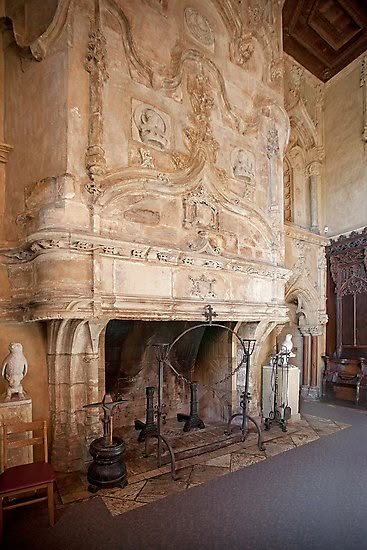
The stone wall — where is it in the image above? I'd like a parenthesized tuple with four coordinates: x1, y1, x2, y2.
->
(324, 52, 367, 237)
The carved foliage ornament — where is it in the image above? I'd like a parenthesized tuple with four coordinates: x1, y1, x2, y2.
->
(266, 126, 280, 159)
(233, 33, 255, 66)
(85, 29, 109, 81)
(184, 8, 214, 47)
(185, 73, 218, 160)
(85, 7, 109, 181)
(283, 163, 292, 222)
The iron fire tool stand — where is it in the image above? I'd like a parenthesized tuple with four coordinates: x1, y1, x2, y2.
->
(177, 381, 205, 431)
(83, 394, 128, 493)
(226, 339, 265, 451)
(264, 350, 291, 433)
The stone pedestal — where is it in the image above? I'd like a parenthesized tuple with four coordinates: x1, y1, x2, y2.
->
(0, 395, 32, 471)
(262, 365, 300, 420)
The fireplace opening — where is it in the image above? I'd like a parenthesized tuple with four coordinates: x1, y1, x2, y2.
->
(104, 320, 235, 429)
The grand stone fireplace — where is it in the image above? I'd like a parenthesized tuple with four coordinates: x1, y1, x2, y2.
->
(0, 0, 306, 472)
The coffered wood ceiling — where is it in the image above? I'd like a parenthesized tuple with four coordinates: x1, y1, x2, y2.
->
(283, 0, 367, 81)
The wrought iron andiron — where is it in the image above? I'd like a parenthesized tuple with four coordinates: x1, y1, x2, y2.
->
(226, 339, 265, 451)
(83, 394, 128, 492)
(177, 381, 205, 432)
(135, 386, 158, 442)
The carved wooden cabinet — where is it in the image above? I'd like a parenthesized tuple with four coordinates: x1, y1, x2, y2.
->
(325, 228, 367, 401)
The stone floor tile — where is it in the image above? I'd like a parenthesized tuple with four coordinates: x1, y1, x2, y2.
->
(334, 421, 352, 429)
(205, 454, 231, 468)
(290, 429, 320, 447)
(136, 477, 187, 503)
(156, 466, 193, 483)
(98, 480, 146, 501)
(56, 472, 90, 505)
(264, 436, 296, 458)
(101, 496, 145, 516)
(230, 452, 266, 472)
(188, 464, 228, 485)
(234, 445, 267, 458)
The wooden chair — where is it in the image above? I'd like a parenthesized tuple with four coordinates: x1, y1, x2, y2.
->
(0, 419, 56, 539)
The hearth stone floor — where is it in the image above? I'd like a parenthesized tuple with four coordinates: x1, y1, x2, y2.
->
(55, 414, 350, 517)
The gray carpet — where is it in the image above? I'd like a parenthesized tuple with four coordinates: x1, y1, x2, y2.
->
(4, 400, 367, 550)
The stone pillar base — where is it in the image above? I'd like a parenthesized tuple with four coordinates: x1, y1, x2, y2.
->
(301, 385, 320, 400)
(0, 394, 33, 470)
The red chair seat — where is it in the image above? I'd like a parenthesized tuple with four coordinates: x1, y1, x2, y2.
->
(0, 462, 55, 494)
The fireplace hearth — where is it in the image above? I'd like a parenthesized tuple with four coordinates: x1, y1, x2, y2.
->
(107, 312, 265, 479)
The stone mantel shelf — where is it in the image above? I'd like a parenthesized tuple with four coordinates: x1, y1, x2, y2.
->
(0, 230, 291, 324)
(1, 230, 290, 280)
(5, 297, 289, 323)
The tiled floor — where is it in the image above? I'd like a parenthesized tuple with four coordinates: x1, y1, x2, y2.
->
(56, 414, 350, 518)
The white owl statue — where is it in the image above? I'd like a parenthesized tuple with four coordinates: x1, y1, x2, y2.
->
(280, 334, 296, 366)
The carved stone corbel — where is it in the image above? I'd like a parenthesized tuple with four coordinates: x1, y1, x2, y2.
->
(4, 0, 73, 61)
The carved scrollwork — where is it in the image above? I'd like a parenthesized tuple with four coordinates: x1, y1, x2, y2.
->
(184, 8, 214, 47)
(330, 249, 367, 297)
(187, 231, 222, 256)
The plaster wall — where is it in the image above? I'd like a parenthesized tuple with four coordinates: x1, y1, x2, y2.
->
(324, 53, 367, 237)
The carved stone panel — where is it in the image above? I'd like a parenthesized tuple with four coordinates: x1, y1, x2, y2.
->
(132, 101, 170, 151)
(189, 274, 217, 300)
(183, 186, 220, 231)
(231, 148, 256, 182)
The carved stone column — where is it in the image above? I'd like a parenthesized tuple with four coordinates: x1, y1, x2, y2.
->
(308, 327, 322, 399)
(302, 333, 311, 388)
(301, 329, 321, 399)
(307, 162, 321, 234)
(47, 319, 108, 472)
(310, 333, 319, 387)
